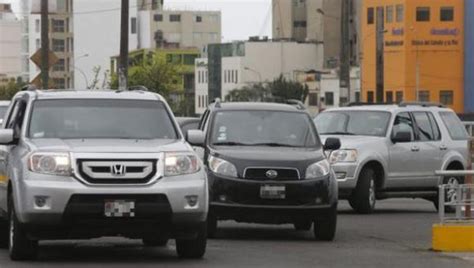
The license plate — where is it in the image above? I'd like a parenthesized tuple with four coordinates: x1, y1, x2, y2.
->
(104, 200, 135, 217)
(260, 185, 286, 199)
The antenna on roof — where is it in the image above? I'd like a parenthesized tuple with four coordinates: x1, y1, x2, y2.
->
(212, 98, 221, 108)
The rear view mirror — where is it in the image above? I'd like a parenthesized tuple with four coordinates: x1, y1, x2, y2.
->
(392, 131, 412, 143)
(0, 129, 14, 145)
(323, 138, 341, 151)
(187, 130, 205, 147)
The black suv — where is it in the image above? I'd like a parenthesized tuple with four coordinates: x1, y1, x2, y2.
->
(186, 101, 341, 240)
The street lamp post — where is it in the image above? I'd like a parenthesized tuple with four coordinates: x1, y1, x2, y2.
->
(244, 67, 262, 84)
(74, 54, 90, 89)
(359, 29, 387, 100)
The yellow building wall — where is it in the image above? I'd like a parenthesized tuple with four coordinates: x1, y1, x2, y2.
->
(362, 0, 464, 112)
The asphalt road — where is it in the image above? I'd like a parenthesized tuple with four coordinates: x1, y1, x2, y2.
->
(0, 199, 472, 268)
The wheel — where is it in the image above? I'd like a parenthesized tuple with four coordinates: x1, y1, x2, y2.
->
(176, 224, 207, 259)
(313, 206, 337, 241)
(294, 220, 312, 231)
(434, 175, 464, 213)
(142, 236, 169, 247)
(0, 218, 8, 248)
(207, 213, 218, 238)
(9, 199, 38, 261)
(349, 168, 376, 214)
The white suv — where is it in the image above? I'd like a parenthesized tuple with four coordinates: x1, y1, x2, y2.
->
(314, 103, 469, 214)
(0, 88, 208, 260)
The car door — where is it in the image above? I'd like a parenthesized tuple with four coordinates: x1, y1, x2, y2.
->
(386, 112, 420, 188)
(411, 111, 443, 188)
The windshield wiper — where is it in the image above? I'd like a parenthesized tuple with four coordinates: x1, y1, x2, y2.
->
(320, 131, 356, 136)
(212, 141, 251, 146)
(249, 142, 302, 147)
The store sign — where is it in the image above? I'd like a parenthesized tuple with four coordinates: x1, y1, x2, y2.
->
(431, 28, 460, 36)
(392, 28, 404, 36)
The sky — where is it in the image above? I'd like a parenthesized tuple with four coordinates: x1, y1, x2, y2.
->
(5, 0, 273, 41)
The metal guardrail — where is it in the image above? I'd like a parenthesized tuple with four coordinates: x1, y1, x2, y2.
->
(435, 170, 474, 224)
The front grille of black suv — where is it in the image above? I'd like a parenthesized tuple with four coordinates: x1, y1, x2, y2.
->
(243, 168, 300, 180)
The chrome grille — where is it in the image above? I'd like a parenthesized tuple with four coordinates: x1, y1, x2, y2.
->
(77, 159, 157, 184)
(243, 167, 300, 181)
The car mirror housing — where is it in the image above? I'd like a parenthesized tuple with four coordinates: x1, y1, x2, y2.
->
(391, 131, 412, 143)
(0, 129, 14, 145)
(187, 129, 206, 147)
(323, 138, 341, 151)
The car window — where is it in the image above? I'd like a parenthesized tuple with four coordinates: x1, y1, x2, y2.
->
(5, 101, 19, 129)
(0, 106, 9, 120)
(439, 112, 469, 140)
(392, 112, 415, 141)
(199, 109, 210, 130)
(315, 111, 391, 137)
(413, 112, 436, 141)
(427, 112, 441, 140)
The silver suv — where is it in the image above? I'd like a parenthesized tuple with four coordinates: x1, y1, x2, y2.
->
(314, 103, 469, 214)
(0, 89, 208, 260)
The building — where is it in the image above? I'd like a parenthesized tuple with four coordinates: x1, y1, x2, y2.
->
(137, 5, 221, 51)
(465, 0, 474, 113)
(361, 0, 464, 112)
(195, 40, 324, 114)
(20, 0, 31, 82)
(0, 3, 22, 80)
(28, 0, 74, 89)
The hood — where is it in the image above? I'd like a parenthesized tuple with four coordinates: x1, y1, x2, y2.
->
(25, 138, 190, 153)
(320, 135, 387, 149)
(210, 146, 326, 177)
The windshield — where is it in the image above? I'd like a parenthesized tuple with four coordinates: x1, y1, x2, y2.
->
(315, 111, 391, 137)
(28, 99, 178, 140)
(210, 110, 319, 147)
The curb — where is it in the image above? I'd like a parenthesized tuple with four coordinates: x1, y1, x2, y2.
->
(432, 224, 474, 252)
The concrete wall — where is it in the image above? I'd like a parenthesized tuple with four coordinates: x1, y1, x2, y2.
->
(272, 0, 293, 40)
(195, 58, 208, 114)
(0, 12, 21, 78)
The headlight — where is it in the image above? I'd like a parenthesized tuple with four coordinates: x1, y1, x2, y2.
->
(208, 155, 237, 177)
(329, 149, 358, 164)
(164, 152, 200, 176)
(305, 159, 331, 179)
(29, 152, 71, 176)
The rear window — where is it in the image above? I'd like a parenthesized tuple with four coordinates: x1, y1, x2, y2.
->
(439, 112, 468, 140)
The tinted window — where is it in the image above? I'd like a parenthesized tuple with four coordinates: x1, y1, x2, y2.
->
(210, 111, 319, 147)
(413, 112, 435, 141)
(392, 112, 415, 141)
(0, 106, 9, 120)
(428, 113, 441, 140)
(439, 112, 468, 140)
(315, 111, 391, 137)
(28, 99, 178, 140)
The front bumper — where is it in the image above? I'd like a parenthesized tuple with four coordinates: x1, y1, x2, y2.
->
(208, 172, 337, 224)
(13, 170, 208, 238)
(331, 162, 358, 191)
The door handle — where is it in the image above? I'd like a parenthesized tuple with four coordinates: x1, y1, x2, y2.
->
(411, 146, 420, 152)
(439, 145, 448, 151)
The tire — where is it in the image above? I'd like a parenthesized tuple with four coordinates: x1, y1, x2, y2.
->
(9, 200, 38, 261)
(434, 175, 464, 213)
(176, 224, 207, 259)
(294, 220, 312, 231)
(313, 206, 337, 241)
(349, 168, 376, 214)
(207, 213, 218, 238)
(0, 219, 8, 248)
(142, 236, 169, 247)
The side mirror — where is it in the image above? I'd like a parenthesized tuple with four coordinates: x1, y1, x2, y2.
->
(392, 131, 412, 143)
(187, 129, 205, 147)
(0, 129, 14, 145)
(323, 137, 341, 151)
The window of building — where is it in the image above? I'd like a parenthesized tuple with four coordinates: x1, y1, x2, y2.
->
(154, 14, 163, 21)
(416, 7, 430, 22)
(367, 91, 374, 103)
(52, 39, 65, 52)
(293, 0, 306, 7)
(325, 92, 334, 106)
(193, 32, 203, 40)
(386, 91, 393, 103)
(235, 70, 238, 83)
(386, 6, 394, 23)
(209, 33, 219, 41)
(396, 5, 404, 22)
(36, 38, 40, 50)
(195, 15, 202, 23)
(418, 90, 430, 102)
(208, 14, 219, 23)
(355, 92, 361, 102)
(152, 0, 159, 10)
(166, 54, 182, 64)
(52, 19, 65, 32)
(440, 7, 454, 22)
(131, 17, 137, 34)
(35, 19, 40, 33)
(439, 90, 454, 105)
(367, 7, 374, 25)
(293, 21, 307, 28)
(184, 54, 197, 65)
(309, 93, 318, 106)
(53, 78, 66, 89)
(396, 91, 403, 103)
(170, 14, 181, 22)
(53, 58, 65, 72)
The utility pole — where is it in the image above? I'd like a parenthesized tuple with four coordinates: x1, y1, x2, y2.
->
(375, 7, 385, 103)
(340, 0, 351, 104)
(40, 0, 49, 89)
(119, 0, 129, 90)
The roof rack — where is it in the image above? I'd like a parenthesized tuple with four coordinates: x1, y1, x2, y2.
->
(20, 84, 37, 92)
(128, 85, 149, 91)
(212, 98, 221, 108)
(346, 102, 395, 107)
(398, 102, 445, 108)
(286, 99, 306, 110)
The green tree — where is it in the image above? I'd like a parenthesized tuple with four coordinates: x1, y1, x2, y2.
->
(0, 77, 26, 100)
